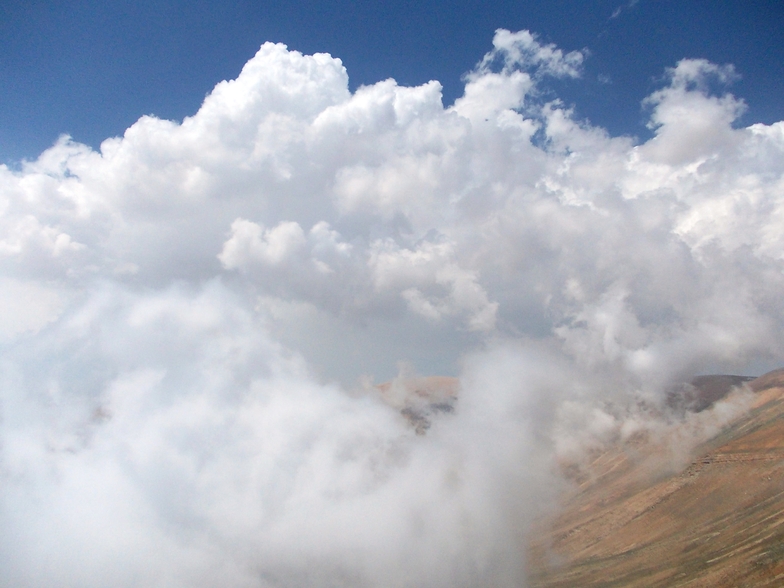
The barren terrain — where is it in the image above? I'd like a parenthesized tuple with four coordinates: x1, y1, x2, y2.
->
(528, 370, 784, 587)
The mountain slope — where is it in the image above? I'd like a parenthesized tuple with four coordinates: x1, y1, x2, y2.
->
(529, 370, 784, 587)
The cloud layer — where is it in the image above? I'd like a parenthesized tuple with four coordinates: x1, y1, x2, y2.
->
(1, 30, 783, 586)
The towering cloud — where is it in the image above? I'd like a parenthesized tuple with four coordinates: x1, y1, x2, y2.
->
(1, 30, 783, 586)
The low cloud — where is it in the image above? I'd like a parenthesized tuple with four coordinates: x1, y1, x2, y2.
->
(1, 28, 783, 586)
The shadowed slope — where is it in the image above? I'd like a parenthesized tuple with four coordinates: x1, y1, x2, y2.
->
(668, 374, 757, 413)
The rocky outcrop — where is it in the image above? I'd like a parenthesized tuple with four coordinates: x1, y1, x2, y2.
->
(377, 376, 459, 434)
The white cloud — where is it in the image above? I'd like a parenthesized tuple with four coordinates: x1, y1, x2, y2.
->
(453, 29, 583, 122)
(219, 219, 307, 268)
(1, 30, 784, 586)
(0, 278, 65, 339)
(478, 29, 584, 80)
(370, 238, 498, 331)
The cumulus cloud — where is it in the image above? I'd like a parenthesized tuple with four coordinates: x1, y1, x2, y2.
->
(1, 29, 784, 586)
(220, 219, 308, 268)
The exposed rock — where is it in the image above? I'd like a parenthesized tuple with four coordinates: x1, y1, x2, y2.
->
(377, 376, 459, 434)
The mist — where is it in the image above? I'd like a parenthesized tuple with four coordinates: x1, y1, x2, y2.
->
(1, 30, 783, 586)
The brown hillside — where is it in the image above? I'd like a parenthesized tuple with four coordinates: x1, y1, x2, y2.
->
(377, 376, 459, 434)
(528, 370, 784, 587)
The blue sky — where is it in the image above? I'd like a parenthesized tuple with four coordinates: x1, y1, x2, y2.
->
(1, 0, 782, 164)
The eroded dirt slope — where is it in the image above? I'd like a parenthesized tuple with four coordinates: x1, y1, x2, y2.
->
(529, 370, 784, 588)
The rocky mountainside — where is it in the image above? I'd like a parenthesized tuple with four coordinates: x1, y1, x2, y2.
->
(528, 369, 784, 587)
